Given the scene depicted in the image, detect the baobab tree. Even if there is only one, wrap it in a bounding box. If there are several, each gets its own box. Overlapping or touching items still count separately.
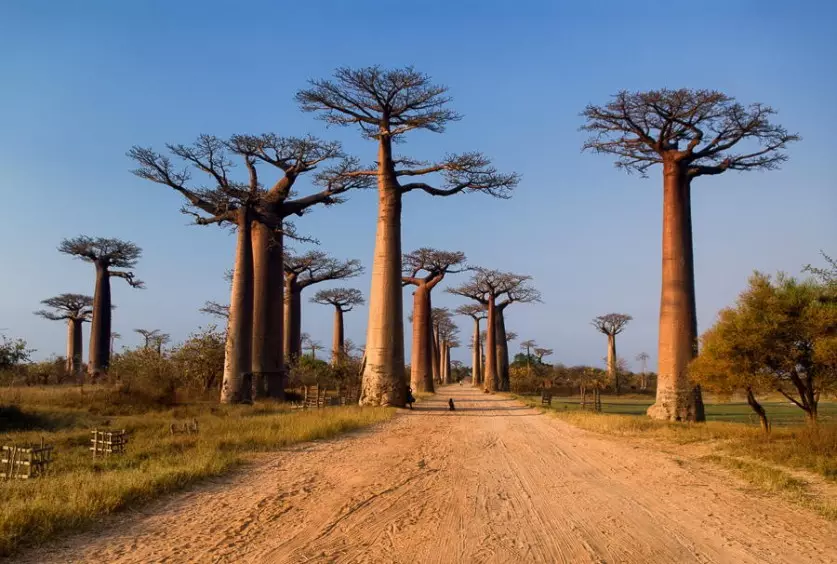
[436,313,459,385]
[403,248,467,393]
[110,332,121,356]
[448,269,536,392]
[636,352,650,390]
[59,237,143,380]
[592,313,632,395]
[297,66,519,406]
[582,89,798,421]
[456,304,487,387]
[285,251,363,364]
[534,347,553,363]
[135,328,162,349]
[494,291,539,391]
[130,137,369,402]
[311,287,364,365]
[34,294,93,380]
[302,334,323,360]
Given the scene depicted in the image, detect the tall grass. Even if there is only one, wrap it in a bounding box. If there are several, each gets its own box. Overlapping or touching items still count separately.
[0,386,393,556]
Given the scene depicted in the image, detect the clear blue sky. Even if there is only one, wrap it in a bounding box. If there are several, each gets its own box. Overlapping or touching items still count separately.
[1,0,834,371]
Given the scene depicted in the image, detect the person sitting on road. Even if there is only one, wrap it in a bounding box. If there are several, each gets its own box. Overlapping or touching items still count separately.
[448,398,456,411]
[406,386,416,409]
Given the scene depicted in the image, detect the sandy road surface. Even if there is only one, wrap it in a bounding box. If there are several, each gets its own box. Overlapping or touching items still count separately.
[21,386,837,563]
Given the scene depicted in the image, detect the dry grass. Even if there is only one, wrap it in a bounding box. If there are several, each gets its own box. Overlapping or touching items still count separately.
[514,395,837,481]
[0,386,393,557]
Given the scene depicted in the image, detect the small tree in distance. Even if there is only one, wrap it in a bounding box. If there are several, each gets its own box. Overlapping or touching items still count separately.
[310,287,365,365]
[591,313,632,395]
[34,293,93,380]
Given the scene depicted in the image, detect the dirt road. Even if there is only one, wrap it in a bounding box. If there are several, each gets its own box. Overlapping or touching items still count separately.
[22,386,837,563]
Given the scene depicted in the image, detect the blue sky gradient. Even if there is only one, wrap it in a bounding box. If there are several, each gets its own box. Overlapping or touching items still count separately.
[1,0,834,370]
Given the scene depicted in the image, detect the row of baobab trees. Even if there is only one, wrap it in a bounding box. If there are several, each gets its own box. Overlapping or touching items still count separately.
[38,65,798,423]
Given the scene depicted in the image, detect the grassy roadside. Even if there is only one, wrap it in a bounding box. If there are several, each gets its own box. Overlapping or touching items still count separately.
[0,387,394,557]
[513,394,837,519]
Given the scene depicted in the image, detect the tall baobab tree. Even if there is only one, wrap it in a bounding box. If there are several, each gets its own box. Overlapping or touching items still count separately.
[297,66,519,407]
[135,328,162,349]
[592,313,632,395]
[311,287,364,365]
[456,304,487,387]
[430,308,453,385]
[636,351,650,390]
[582,89,798,421]
[285,251,363,364]
[34,294,93,380]
[59,237,143,380]
[448,269,536,392]
[403,248,467,393]
[130,136,368,403]
[494,290,539,391]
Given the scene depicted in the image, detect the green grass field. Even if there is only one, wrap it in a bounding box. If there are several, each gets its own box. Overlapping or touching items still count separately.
[0,386,394,557]
[536,395,836,426]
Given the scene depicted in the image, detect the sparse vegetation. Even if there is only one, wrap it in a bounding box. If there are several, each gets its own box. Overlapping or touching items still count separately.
[0,385,393,557]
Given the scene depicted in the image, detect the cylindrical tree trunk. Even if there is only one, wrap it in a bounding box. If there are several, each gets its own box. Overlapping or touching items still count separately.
[360,153,406,406]
[607,334,618,395]
[410,285,434,393]
[495,308,510,392]
[332,307,344,366]
[250,220,271,398]
[484,296,498,392]
[682,178,706,421]
[648,163,701,421]
[221,208,254,404]
[431,325,441,384]
[471,319,481,387]
[440,341,449,384]
[265,235,285,399]
[67,318,84,382]
[88,264,111,382]
[284,277,302,365]
[745,387,770,434]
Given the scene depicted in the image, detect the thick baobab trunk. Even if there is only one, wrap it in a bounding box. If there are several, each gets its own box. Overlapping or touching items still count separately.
[264,238,285,398]
[221,209,254,404]
[682,178,706,420]
[431,325,441,384]
[360,146,406,406]
[484,297,498,392]
[746,387,770,434]
[88,264,111,382]
[410,285,434,393]
[250,220,272,397]
[332,307,345,365]
[607,333,618,395]
[284,277,302,364]
[495,308,510,392]
[648,163,702,421]
[441,341,450,384]
[67,318,84,382]
[471,319,481,387]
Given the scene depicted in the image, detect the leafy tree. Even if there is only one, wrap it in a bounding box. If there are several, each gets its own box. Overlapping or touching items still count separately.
[582,89,798,422]
[690,272,837,425]
[170,325,226,392]
[297,66,519,406]
[0,335,33,371]
[59,236,143,380]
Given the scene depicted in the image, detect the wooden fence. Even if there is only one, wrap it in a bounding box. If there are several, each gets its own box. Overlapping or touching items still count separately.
[1,439,54,479]
[90,429,128,458]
